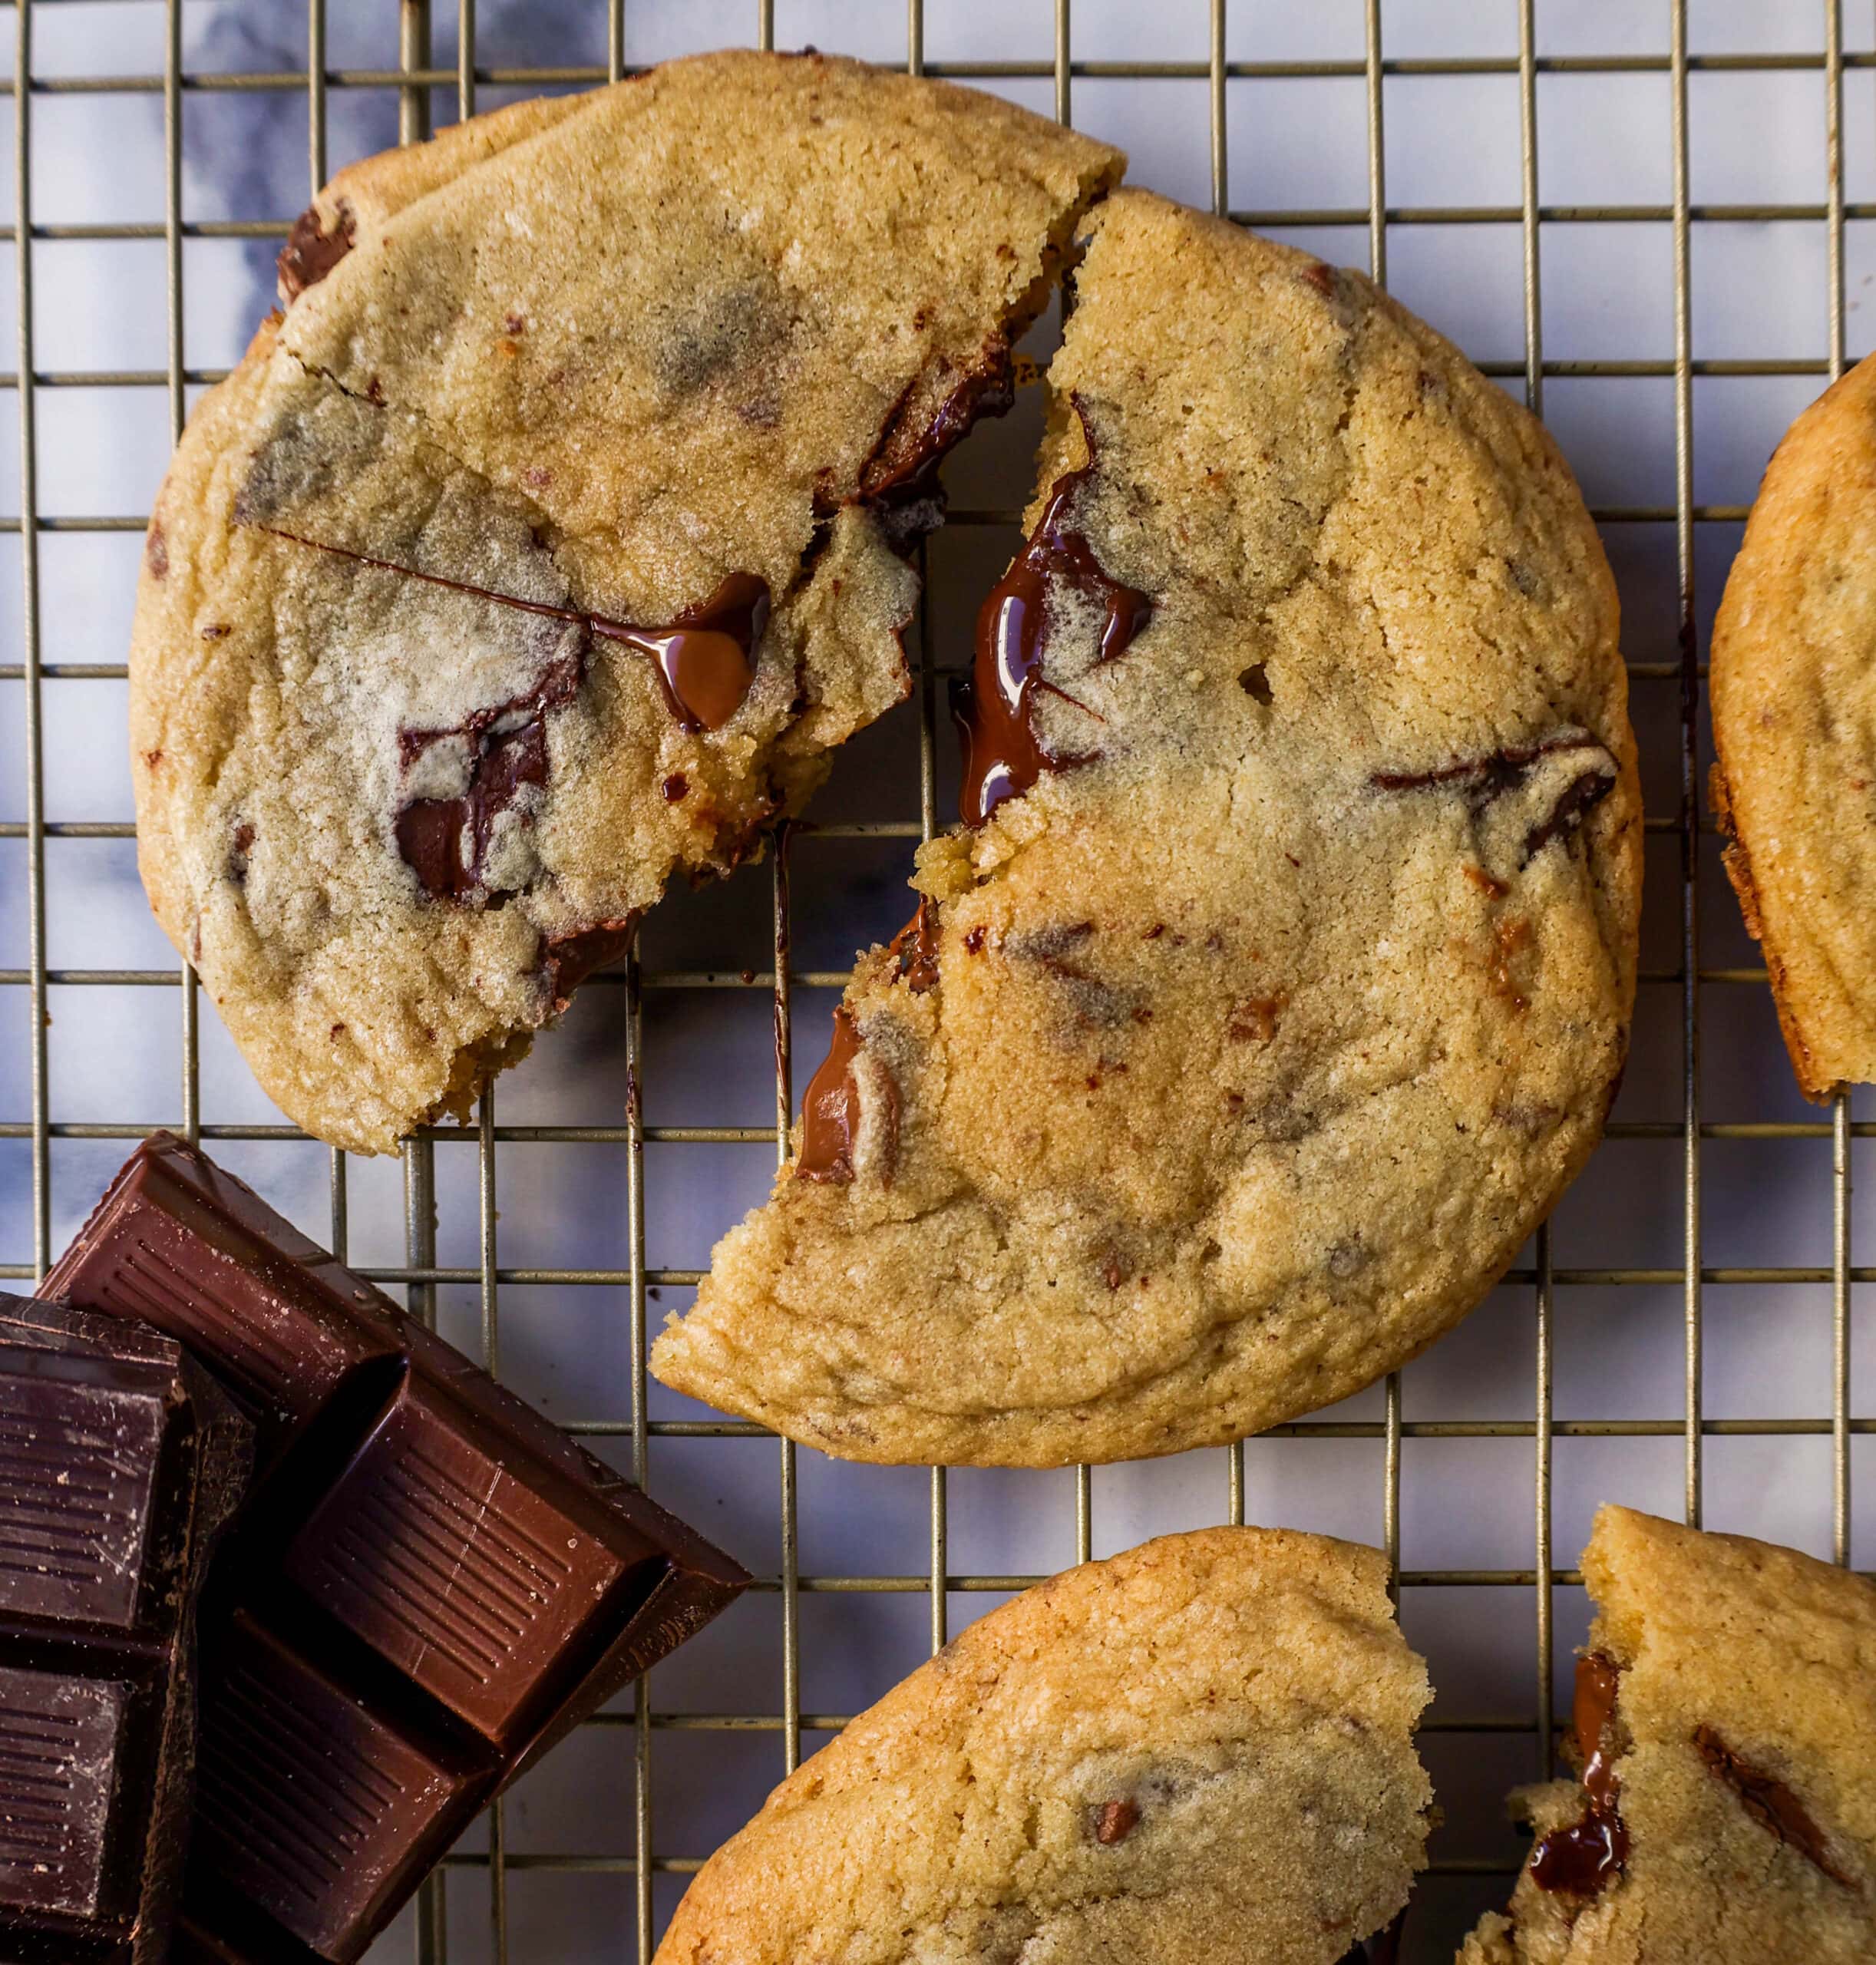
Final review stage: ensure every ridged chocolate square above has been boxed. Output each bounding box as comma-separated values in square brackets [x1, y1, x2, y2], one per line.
[282, 1371, 647, 1745]
[0, 1664, 127, 1920]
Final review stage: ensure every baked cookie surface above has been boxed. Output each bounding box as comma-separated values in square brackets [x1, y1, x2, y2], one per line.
[1461, 1505, 1876, 1963]
[654, 1527, 1430, 1965]
[1711, 352, 1876, 1097]
[654, 189, 1642, 1467]
[134, 51, 1118, 1154]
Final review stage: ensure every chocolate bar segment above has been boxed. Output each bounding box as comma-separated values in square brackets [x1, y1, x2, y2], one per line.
[47, 1135, 748, 1963]
[0, 1293, 251, 1964]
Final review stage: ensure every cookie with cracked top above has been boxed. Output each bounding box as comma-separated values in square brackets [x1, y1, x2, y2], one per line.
[1710, 352, 1876, 1099]
[652, 188, 1642, 1466]
[134, 51, 1119, 1154]
[1461, 1505, 1876, 1963]
[655, 1527, 1431, 1965]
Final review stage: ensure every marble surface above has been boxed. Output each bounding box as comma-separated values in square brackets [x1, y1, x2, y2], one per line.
[1, 3, 1874, 1958]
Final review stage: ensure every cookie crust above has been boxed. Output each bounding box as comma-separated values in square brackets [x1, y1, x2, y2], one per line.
[1710, 352, 1876, 1098]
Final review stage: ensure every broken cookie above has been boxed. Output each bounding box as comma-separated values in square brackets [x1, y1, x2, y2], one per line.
[133, 51, 1120, 1153]
[1461, 1505, 1876, 1963]
[655, 1527, 1431, 1965]
[654, 189, 1642, 1465]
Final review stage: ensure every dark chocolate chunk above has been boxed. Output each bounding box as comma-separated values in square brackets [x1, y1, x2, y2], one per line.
[859, 342, 1017, 516]
[1692, 1725, 1854, 1889]
[796, 1006, 866, 1185]
[1530, 1650, 1630, 1898]
[277, 198, 357, 302]
[1090, 1798, 1140, 1845]
[1370, 729, 1617, 870]
[0, 1292, 250, 1963]
[44, 1135, 748, 1964]
[888, 897, 941, 995]
[540, 916, 639, 1015]
[953, 398, 1153, 826]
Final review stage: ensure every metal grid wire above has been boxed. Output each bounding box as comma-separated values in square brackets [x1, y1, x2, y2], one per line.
[0, 2, 1871, 1959]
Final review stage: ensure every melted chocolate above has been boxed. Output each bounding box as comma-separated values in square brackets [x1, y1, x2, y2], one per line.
[256, 527, 766, 735]
[395, 655, 581, 902]
[1370, 732, 1603, 800]
[888, 897, 941, 994]
[541, 916, 639, 1015]
[1523, 765, 1616, 862]
[623, 570, 768, 733]
[1338, 1909, 1407, 1964]
[277, 197, 356, 301]
[1692, 1726, 1853, 1888]
[796, 1007, 865, 1184]
[860, 346, 1016, 511]
[1531, 1651, 1630, 1897]
[953, 406, 1153, 826]
[1091, 1798, 1140, 1845]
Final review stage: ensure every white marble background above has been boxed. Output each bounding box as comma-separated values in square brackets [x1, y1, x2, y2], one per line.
[2, 2, 1874, 1959]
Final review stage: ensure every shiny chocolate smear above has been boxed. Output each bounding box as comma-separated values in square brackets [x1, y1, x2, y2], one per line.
[859, 345, 1016, 517]
[796, 1007, 865, 1184]
[1693, 1726, 1854, 1889]
[1531, 1651, 1630, 1896]
[888, 897, 941, 994]
[1338, 1908, 1407, 1965]
[395, 654, 581, 903]
[278, 197, 356, 301]
[603, 570, 768, 734]
[953, 414, 1152, 827]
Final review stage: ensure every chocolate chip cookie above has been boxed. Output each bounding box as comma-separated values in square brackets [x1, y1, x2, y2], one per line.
[1461, 1505, 1876, 1963]
[1710, 353, 1876, 1098]
[134, 51, 1120, 1154]
[653, 189, 1642, 1466]
[656, 1527, 1430, 1965]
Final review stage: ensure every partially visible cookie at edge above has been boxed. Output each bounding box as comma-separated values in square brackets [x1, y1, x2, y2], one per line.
[653, 188, 1642, 1467]
[134, 51, 1121, 1154]
[654, 1527, 1432, 1965]
[1461, 1505, 1876, 1963]
[1710, 351, 1876, 1098]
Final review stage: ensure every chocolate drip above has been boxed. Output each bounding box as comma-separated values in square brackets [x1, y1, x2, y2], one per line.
[796, 1007, 865, 1184]
[953, 406, 1153, 826]
[278, 197, 356, 301]
[1693, 1726, 1854, 1888]
[888, 897, 941, 994]
[1338, 1908, 1408, 1964]
[1531, 1651, 1630, 1897]
[860, 345, 1016, 511]
[256, 525, 766, 735]
[395, 654, 580, 902]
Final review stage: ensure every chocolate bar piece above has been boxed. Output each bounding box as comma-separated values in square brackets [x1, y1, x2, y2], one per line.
[45, 1134, 748, 1964]
[0, 1292, 250, 1963]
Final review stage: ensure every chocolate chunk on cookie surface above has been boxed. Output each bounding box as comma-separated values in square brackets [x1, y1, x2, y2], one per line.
[134, 51, 1120, 1153]
[655, 190, 1641, 1466]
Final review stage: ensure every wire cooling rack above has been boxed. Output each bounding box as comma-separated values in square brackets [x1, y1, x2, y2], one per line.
[2, 2, 1873, 1960]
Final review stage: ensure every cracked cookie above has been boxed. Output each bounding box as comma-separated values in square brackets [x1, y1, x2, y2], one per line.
[653, 189, 1642, 1466]
[1711, 352, 1876, 1098]
[133, 51, 1120, 1153]
[655, 1527, 1431, 1965]
[1461, 1504, 1876, 1963]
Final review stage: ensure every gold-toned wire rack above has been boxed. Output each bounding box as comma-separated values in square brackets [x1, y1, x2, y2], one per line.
[1, 1, 1870, 1959]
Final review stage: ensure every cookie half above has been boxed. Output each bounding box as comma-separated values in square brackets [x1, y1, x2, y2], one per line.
[1710, 352, 1876, 1098]
[654, 189, 1642, 1466]
[1461, 1506, 1876, 1963]
[656, 1527, 1430, 1965]
[134, 52, 1120, 1154]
